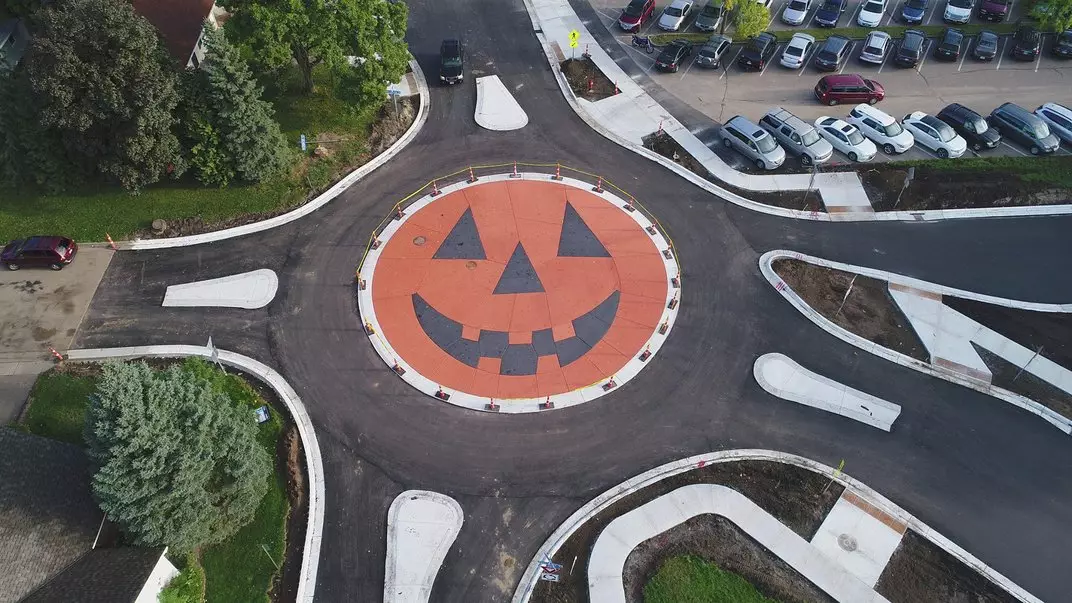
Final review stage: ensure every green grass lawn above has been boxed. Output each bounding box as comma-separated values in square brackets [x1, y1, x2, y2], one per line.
[644, 556, 779, 603]
[17, 370, 95, 445]
[890, 155, 1072, 188]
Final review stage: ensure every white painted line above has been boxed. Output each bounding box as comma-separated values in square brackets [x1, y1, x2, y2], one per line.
[924, 0, 939, 23]
[877, 46, 890, 73]
[996, 37, 1007, 69]
[760, 44, 781, 75]
[839, 42, 856, 73]
[1035, 40, 1043, 72]
[768, 0, 786, 27]
[957, 37, 970, 71]
[679, 56, 697, 79]
[851, 0, 865, 23]
[885, 0, 900, 24]
[1001, 140, 1029, 156]
[722, 47, 743, 79]
[799, 45, 818, 75]
[916, 39, 931, 72]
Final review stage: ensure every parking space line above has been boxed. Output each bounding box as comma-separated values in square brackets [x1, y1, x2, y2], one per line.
[838, 42, 856, 73]
[1035, 37, 1044, 72]
[679, 56, 697, 80]
[721, 48, 743, 79]
[996, 37, 1007, 70]
[1001, 141, 1029, 156]
[851, 1, 865, 24]
[885, 0, 901, 24]
[799, 45, 818, 75]
[877, 46, 891, 73]
[760, 45, 781, 76]
[924, 0, 939, 24]
[958, 37, 970, 71]
[917, 40, 931, 72]
[768, 0, 786, 28]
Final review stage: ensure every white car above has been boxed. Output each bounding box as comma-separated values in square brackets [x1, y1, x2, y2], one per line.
[858, 31, 891, 64]
[943, 0, 973, 23]
[780, 33, 816, 68]
[847, 104, 914, 154]
[658, 0, 694, 31]
[856, 0, 886, 26]
[815, 116, 877, 161]
[781, 0, 811, 24]
[901, 111, 967, 158]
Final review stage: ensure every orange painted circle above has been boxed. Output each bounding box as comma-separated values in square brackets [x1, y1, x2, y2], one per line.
[371, 179, 669, 399]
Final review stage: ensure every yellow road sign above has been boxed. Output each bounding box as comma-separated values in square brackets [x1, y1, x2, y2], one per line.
[568, 29, 580, 48]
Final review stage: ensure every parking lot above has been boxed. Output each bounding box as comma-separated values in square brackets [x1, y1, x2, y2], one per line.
[590, 0, 1071, 169]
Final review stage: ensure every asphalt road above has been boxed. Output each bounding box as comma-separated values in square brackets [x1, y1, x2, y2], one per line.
[72, 0, 1072, 600]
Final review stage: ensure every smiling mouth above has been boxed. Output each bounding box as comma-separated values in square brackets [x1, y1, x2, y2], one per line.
[412, 291, 621, 376]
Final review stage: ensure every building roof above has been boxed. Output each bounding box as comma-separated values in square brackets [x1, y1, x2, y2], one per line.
[21, 547, 167, 603]
[131, 0, 215, 64]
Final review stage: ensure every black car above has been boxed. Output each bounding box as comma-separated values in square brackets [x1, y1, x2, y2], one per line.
[655, 39, 693, 72]
[1053, 29, 1072, 58]
[813, 35, 851, 71]
[1010, 25, 1041, 60]
[937, 103, 1001, 151]
[895, 29, 927, 67]
[738, 32, 778, 70]
[439, 39, 464, 85]
[813, 0, 847, 26]
[973, 30, 999, 60]
[934, 28, 964, 60]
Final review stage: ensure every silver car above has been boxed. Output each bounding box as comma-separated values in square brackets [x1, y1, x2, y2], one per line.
[721, 115, 786, 170]
[760, 108, 834, 165]
[695, 34, 733, 68]
[1035, 102, 1072, 145]
[658, 0, 694, 31]
[859, 31, 891, 64]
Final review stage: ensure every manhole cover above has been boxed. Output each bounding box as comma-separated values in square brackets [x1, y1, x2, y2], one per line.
[413, 235, 427, 246]
[837, 534, 858, 552]
[465, 261, 477, 270]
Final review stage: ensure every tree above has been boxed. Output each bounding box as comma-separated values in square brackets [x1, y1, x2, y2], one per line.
[3, 0, 45, 18]
[719, 0, 770, 39]
[337, 0, 410, 110]
[1031, 0, 1072, 32]
[25, 0, 184, 191]
[85, 361, 271, 553]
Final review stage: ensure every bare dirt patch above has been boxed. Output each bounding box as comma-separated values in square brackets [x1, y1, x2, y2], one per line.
[773, 258, 930, 363]
[560, 57, 618, 101]
[972, 344, 1072, 420]
[875, 529, 1018, 603]
[862, 165, 1072, 212]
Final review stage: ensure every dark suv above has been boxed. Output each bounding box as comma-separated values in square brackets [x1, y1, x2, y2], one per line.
[439, 39, 464, 85]
[895, 29, 927, 67]
[1052, 29, 1072, 58]
[937, 103, 1001, 151]
[738, 32, 778, 70]
[655, 39, 693, 72]
[2, 236, 78, 270]
[1010, 25, 1041, 60]
[977, 0, 1009, 21]
[813, 35, 851, 71]
[988, 102, 1059, 154]
[933, 28, 964, 60]
[813, 0, 847, 26]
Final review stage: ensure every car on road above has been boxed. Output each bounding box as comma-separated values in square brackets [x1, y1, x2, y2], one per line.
[781, 32, 816, 68]
[977, 0, 1010, 21]
[720, 115, 787, 170]
[1051, 29, 1072, 58]
[619, 0, 657, 31]
[814, 35, 852, 71]
[859, 31, 891, 64]
[654, 39, 694, 71]
[2, 236, 78, 271]
[848, 104, 915, 153]
[933, 28, 964, 60]
[937, 103, 1002, 151]
[902, 111, 968, 157]
[1035, 102, 1072, 145]
[760, 107, 835, 165]
[439, 39, 464, 85]
[696, 34, 733, 67]
[815, 116, 877, 161]
[900, 0, 928, 23]
[972, 30, 999, 60]
[1010, 25, 1041, 60]
[658, 0, 694, 31]
[988, 102, 1060, 154]
[943, 0, 973, 23]
[814, 73, 884, 105]
[781, 0, 812, 25]
[895, 29, 927, 67]
[857, 0, 886, 27]
[814, 0, 848, 26]
[694, 0, 726, 30]
[738, 32, 779, 70]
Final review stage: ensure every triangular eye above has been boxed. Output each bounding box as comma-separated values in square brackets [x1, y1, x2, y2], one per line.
[434, 208, 486, 260]
[559, 202, 610, 257]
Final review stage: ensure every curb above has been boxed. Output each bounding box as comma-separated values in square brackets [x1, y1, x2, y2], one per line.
[383, 490, 464, 603]
[759, 249, 1072, 434]
[63, 345, 325, 603]
[474, 75, 530, 131]
[119, 59, 431, 250]
[511, 449, 1042, 603]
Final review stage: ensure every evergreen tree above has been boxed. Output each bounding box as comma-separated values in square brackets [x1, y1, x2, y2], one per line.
[85, 361, 270, 553]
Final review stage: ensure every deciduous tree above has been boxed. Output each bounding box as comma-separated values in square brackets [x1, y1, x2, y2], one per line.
[732, 0, 770, 40]
[1032, 0, 1072, 32]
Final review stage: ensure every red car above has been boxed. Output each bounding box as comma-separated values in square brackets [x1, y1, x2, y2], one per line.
[2, 236, 78, 270]
[619, 0, 655, 31]
[814, 74, 884, 106]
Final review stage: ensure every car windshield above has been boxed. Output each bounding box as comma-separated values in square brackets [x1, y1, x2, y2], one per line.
[863, 1, 883, 11]
[1060, 32, 1072, 44]
[949, 0, 971, 7]
[702, 5, 721, 15]
[934, 123, 956, 141]
[846, 129, 865, 145]
[820, 0, 839, 9]
[756, 134, 778, 152]
[1031, 122, 1051, 139]
[786, 45, 804, 56]
[864, 43, 883, 54]
[882, 122, 904, 137]
[801, 129, 822, 146]
[967, 117, 988, 133]
[789, 0, 808, 9]
[701, 47, 719, 57]
[906, 0, 926, 8]
[666, 7, 683, 16]
[978, 34, 997, 47]
[442, 54, 462, 67]
[941, 40, 959, 51]
[55, 243, 68, 256]
[625, 1, 644, 15]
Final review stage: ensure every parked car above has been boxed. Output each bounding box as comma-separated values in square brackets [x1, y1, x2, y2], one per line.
[658, 0, 694, 30]
[619, 0, 657, 31]
[902, 111, 968, 157]
[1010, 25, 1041, 60]
[738, 32, 779, 70]
[439, 39, 464, 85]
[857, 0, 886, 27]
[782, 0, 812, 25]
[988, 102, 1060, 154]
[859, 31, 891, 64]
[937, 102, 1001, 151]
[848, 104, 915, 153]
[943, 0, 973, 23]
[934, 28, 964, 60]
[720, 115, 787, 170]
[2, 236, 78, 271]
[815, 116, 877, 161]
[1035, 102, 1072, 145]
[694, 0, 725, 30]
[696, 34, 733, 67]
[814, 73, 884, 105]
[977, 0, 1009, 21]
[755, 0, 774, 8]
[973, 30, 999, 60]
[814, 35, 852, 71]
[895, 29, 927, 67]
[1051, 29, 1072, 58]
[760, 107, 835, 165]
[781, 33, 816, 68]
[901, 0, 928, 23]
[814, 0, 848, 26]
[654, 39, 694, 71]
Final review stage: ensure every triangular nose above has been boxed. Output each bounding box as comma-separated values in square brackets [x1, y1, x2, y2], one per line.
[494, 243, 544, 294]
